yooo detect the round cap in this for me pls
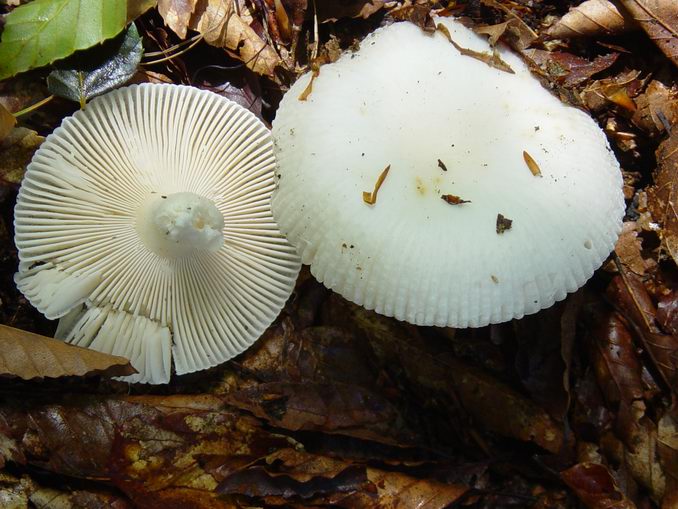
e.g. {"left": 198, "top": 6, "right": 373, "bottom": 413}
{"left": 15, "top": 83, "right": 301, "bottom": 383}
{"left": 271, "top": 18, "right": 624, "bottom": 327}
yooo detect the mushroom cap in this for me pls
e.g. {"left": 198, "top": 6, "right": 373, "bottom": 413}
{"left": 271, "top": 18, "right": 624, "bottom": 328}
{"left": 15, "top": 83, "right": 301, "bottom": 383}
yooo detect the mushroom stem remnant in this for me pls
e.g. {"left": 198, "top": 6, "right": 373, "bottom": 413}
{"left": 362, "top": 165, "right": 391, "bottom": 205}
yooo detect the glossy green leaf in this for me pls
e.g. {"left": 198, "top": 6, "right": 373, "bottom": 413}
{"left": 48, "top": 24, "right": 143, "bottom": 106}
{"left": 0, "top": 0, "right": 127, "bottom": 80}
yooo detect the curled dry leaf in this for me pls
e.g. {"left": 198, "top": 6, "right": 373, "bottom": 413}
{"left": 548, "top": 0, "right": 636, "bottom": 39}
{"left": 632, "top": 80, "right": 678, "bottom": 136}
{"left": 647, "top": 130, "right": 678, "bottom": 266}
{"left": 0, "top": 324, "right": 135, "bottom": 380}
{"left": 160, "top": 0, "right": 281, "bottom": 76}
{"left": 316, "top": 0, "right": 385, "bottom": 22}
{"left": 614, "top": 221, "right": 653, "bottom": 276}
{"left": 561, "top": 462, "right": 636, "bottom": 509}
{"left": 617, "top": 0, "right": 678, "bottom": 67}
{"left": 580, "top": 70, "right": 641, "bottom": 112}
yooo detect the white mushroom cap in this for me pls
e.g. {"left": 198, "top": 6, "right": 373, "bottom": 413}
{"left": 271, "top": 18, "right": 624, "bottom": 328}
{"left": 15, "top": 83, "right": 301, "bottom": 383}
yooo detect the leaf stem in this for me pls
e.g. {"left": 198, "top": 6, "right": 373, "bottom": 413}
{"left": 142, "top": 35, "right": 204, "bottom": 66}
{"left": 12, "top": 95, "right": 55, "bottom": 118}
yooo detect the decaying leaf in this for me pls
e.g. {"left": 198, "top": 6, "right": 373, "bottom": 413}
{"left": 323, "top": 297, "right": 565, "bottom": 453}
{"left": 217, "top": 448, "right": 468, "bottom": 507}
{"left": 632, "top": 80, "right": 678, "bottom": 136}
{"left": 607, "top": 273, "right": 678, "bottom": 390}
{"left": 614, "top": 221, "right": 653, "bottom": 275}
{"left": 0, "top": 324, "right": 135, "bottom": 380}
{"left": 524, "top": 50, "right": 620, "bottom": 88}
{"left": 617, "top": 0, "right": 678, "bottom": 67}
{"left": 561, "top": 462, "right": 636, "bottom": 509}
{"left": 159, "top": 0, "right": 281, "bottom": 76}
{"left": 647, "top": 130, "right": 678, "bottom": 266}
{"left": 158, "top": 0, "right": 198, "bottom": 39}
{"left": 0, "top": 127, "right": 44, "bottom": 186}
{"left": 0, "top": 103, "right": 16, "bottom": 142}
{"left": 581, "top": 70, "right": 641, "bottom": 112}
{"left": 548, "top": 0, "right": 637, "bottom": 39}
{"left": 437, "top": 23, "right": 514, "bottom": 74}
{"left": 474, "top": 18, "right": 538, "bottom": 51}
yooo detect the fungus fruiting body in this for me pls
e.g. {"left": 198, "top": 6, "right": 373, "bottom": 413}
{"left": 271, "top": 18, "right": 624, "bottom": 328}
{"left": 15, "top": 83, "right": 301, "bottom": 383}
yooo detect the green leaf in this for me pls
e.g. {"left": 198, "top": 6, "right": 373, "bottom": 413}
{"left": 47, "top": 24, "right": 143, "bottom": 107}
{"left": 0, "top": 0, "right": 127, "bottom": 80}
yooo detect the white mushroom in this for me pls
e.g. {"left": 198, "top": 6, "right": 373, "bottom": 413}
{"left": 15, "top": 83, "right": 301, "bottom": 384}
{"left": 271, "top": 18, "right": 624, "bottom": 328}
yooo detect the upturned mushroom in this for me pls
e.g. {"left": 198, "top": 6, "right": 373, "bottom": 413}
{"left": 15, "top": 83, "right": 301, "bottom": 383}
{"left": 271, "top": 17, "right": 624, "bottom": 328}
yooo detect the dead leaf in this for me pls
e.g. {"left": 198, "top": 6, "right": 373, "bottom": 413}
{"left": 632, "top": 80, "right": 678, "bottom": 136}
{"left": 474, "top": 19, "right": 537, "bottom": 51}
{"left": 617, "top": 0, "right": 678, "bottom": 67}
{"left": 524, "top": 50, "right": 620, "bottom": 88}
{"left": 0, "top": 127, "right": 43, "bottom": 186}
{"left": 561, "top": 462, "right": 637, "bottom": 509}
{"left": 658, "top": 411, "right": 678, "bottom": 508}
{"left": 548, "top": 0, "right": 637, "bottom": 39}
{"left": 607, "top": 273, "right": 678, "bottom": 390}
{"left": 388, "top": 4, "right": 435, "bottom": 32}
{"left": 323, "top": 297, "right": 565, "bottom": 453}
{"left": 217, "top": 448, "right": 468, "bottom": 507}
{"left": 581, "top": 70, "right": 641, "bottom": 112}
{"left": 615, "top": 221, "right": 652, "bottom": 276}
{"left": 169, "top": 0, "right": 281, "bottom": 76}
{"left": 0, "top": 324, "right": 135, "bottom": 380}
{"left": 657, "top": 292, "right": 678, "bottom": 335}
{"left": 225, "top": 381, "right": 415, "bottom": 445}
{"left": 437, "top": 23, "right": 514, "bottom": 74}
{"left": 0, "top": 103, "right": 15, "bottom": 142}
{"left": 158, "top": 0, "right": 198, "bottom": 39}
{"left": 647, "top": 130, "right": 678, "bottom": 265}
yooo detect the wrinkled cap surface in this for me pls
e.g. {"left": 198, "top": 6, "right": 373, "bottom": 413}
{"left": 272, "top": 18, "right": 624, "bottom": 327}
{"left": 15, "top": 83, "right": 301, "bottom": 383}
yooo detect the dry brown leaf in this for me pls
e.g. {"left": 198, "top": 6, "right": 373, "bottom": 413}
{"left": 158, "top": 0, "right": 199, "bottom": 39}
{"left": 647, "top": 130, "right": 678, "bottom": 265}
{"left": 524, "top": 50, "right": 620, "bottom": 88}
{"left": 175, "top": 0, "right": 281, "bottom": 76}
{"left": 581, "top": 70, "right": 641, "bottom": 112}
{"left": 0, "top": 103, "right": 15, "bottom": 143}
{"left": 0, "top": 324, "right": 135, "bottom": 380}
{"left": 548, "top": 0, "right": 637, "bottom": 39}
{"left": 615, "top": 221, "right": 653, "bottom": 275}
{"left": 561, "top": 462, "right": 637, "bottom": 509}
{"left": 618, "top": 0, "right": 678, "bottom": 67}
{"left": 658, "top": 411, "right": 678, "bottom": 508}
{"left": 437, "top": 23, "right": 514, "bottom": 74}
{"left": 0, "top": 127, "right": 43, "bottom": 186}
{"left": 632, "top": 81, "right": 678, "bottom": 136}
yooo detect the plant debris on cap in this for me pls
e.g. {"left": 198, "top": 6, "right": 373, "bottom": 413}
{"left": 271, "top": 18, "right": 624, "bottom": 328}
{"left": 14, "top": 83, "right": 301, "bottom": 384}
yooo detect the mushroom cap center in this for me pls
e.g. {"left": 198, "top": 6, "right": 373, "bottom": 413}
{"left": 137, "top": 192, "right": 224, "bottom": 258}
